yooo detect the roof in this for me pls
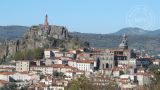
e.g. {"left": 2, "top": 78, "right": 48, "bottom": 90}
{"left": 0, "top": 80, "right": 9, "bottom": 84}
{"left": 19, "top": 71, "right": 29, "bottom": 74}
{"left": 52, "top": 64, "right": 75, "bottom": 69}
{"left": 110, "top": 49, "right": 130, "bottom": 52}
{"left": 0, "top": 67, "right": 15, "bottom": 70}
{"left": 0, "top": 72, "right": 15, "bottom": 75}
{"left": 153, "top": 59, "right": 160, "bottom": 62}
{"left": 77, "top": 60, "right": 94, "bottom": 64}
{"left": 52, "top": 64, "right": 65, "bottom": 68}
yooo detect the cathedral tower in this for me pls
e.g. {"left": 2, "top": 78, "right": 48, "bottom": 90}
{"left": 119, "top": 34, "right": 128, "bottom": 49}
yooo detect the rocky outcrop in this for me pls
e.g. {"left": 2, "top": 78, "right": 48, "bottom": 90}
{"left": 0, "top": 24, "right": 80, "bottom": 61}
{"left": 22, "top": 24, "right": 69, "bottom": 49}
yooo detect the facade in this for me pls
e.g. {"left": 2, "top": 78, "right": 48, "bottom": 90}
{"left": 0, "top": 72, "right": 15, "bottom": 81}
{"left": 153, "top": 59, "right": 160, "bottom": 65}
{"left": 30, "top": 66, "right": 53, "bottom": 75}
{"left": 76, "top": 60, "right": 94, "bottom": 72}
{"left": 68, "top": 60, "right": 77, "bottom": 67}
{"left": 50, "top": 86, "right": 64, "bottom": 90}
{"left": 44, "top": 50, "right": 54, "bottom": 59}
{"left": 16, "top": 60, "right": 30, "bottom": 72}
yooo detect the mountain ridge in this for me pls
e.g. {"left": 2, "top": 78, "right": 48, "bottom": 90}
{"left": 0, "top": 26, "right": 160, "bottom": 50}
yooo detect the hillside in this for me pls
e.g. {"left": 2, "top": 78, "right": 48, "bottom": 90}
{"left": 71, "top": 32, "right": 160, "bottom": 50}
{"left": 70, "top": 27, "right": 160, "bottom": 50}
{"left": 0, "top": 26, "right": 160, "bottom": 50}
{"left": 0, "top": 25, "right": 28, "bottom": 41}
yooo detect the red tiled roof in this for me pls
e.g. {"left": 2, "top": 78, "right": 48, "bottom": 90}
{"left": 0, "top": 80, "right": 9, "bottom": 84}
{"left": 0, "top": 72, "right": 15, "bottom": 75}
{"left": 77, "top": 60, "right": 94, "bottom": 64}
{"left": 52, "top": 64, "right": 65, "bottom": 68}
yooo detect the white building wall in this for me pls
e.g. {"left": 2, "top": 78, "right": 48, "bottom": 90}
{"left": 44, "top": 51, "right": 51, "bottom": 58}
{"left": 30, "top": 67, "right": 53, "bottom": 75}
{"left": 76, "top": 63, "right": 93, "bottom": 72}
{"left": 0, "top": 75, "right": 9, "bottom": 81}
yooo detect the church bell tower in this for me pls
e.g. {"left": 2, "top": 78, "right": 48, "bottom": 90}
{"left": 119, "top": 34, "right": 128, "bottom": 50}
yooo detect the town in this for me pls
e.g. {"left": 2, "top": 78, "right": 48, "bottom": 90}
{"left": 0, "top": 15, "right": 159, "bottom": 90}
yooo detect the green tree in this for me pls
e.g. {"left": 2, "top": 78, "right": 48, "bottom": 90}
{"left": 14, "top": 48, "right": 44, "bottom": 60}
{"left": 149, "top": 65, "right": 160, "bottom": 90}
{"left": 23, "top": 49, "right": 34, "bottom": 60}
{"left": 14, "top": 51, "right": 24, "bottom": 60}
{"left": 34, "top": 48, "right": 44, "bottom": 59}
{"left": 66, "top": 75, "right": 94, "bottom": 90}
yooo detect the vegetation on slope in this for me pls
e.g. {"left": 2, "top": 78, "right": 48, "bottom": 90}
{"left": 14, "top": 48, "right": 44, "bottom": 60}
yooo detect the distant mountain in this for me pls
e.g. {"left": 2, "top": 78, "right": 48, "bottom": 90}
{"left": 71, "top": 27, "right": 160, "bottom": 50}
{"left": 71, "top": 32, "right": 160, "bottom": 50}
{"left": 0, "top": 25, "right": 28, "bottom": 40}
{"left": 112, "top": 27, "right": 160, "bottom": 36}
{"left": 112, "top": 27, "right": 149, "bottom": 35}
{"left": 0, "top": 26, "right": 160, "bottom": 50}
{"left": 147, "top": 29, "right": 160, "bottom": 36}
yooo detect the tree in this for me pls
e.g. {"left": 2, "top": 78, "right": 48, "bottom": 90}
{"left": 149, "top": 65, "right": 160, "bottom": 90}
{"left": 66, "top": 75, "right": 94, "bottom": 90}
{"left": 34, "top": 48, "right": 44, "bottom": 60}
{"left": 23, "top": 49, "right": 34, "bottom": 60}
{"left": 14, "top": 48, "right": 44, "bottom": 60}
{"left": 14, "top": 51, "right": 24, "bottom": 60}
{"left": 0, "top": 82, "right": 17, "bottom": 90}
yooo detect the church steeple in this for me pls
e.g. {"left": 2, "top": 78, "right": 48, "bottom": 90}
{"left": 44, "top": 14, "right": 49, "bottom": 29}
{"left": 119, "top": 33, "right": 128, "bottom": 49}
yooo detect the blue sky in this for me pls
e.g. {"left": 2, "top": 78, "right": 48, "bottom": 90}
{"left": 0, "top": 0, "right": 160, "bottom": 33}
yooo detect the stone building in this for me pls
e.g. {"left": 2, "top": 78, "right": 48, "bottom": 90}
{"left": 119, "top": 34, "right": 128, "bottom": 50}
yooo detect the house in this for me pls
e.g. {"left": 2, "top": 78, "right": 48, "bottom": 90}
{"left": 16, "top": 60, "right": 30, "bottom": 72}
{"left": 153, "top": 59, "right": 160, "bottom": 65}
{"left": 136, "top": 72, "right": 152, "bottom": 86}
{"left": 68, "top": 60, "right": 77, "bottom": 67}
{"left": 118, "top": 75, "right": 137, "bottom": 90}
{"left": 52, "top": 64, "right": 76, "bottom": 74}
{"left": 52, "top": 58, "right": 63, "bottom": 64}
{"left": 12, "top": 72, "right": 40, "bottom": 82}
{"left": 30, "top": 65, "right": 53, "bottom": 75}
{"left": 76, "top": 60, "right": 94, "bottom": 72}
{"left": 0, "top": 67, "right": 15, "bottom": 72}
{"left": 54, "top": 52, "right": 64, "bottom": 57}
{"left": 40, "top": 75, "right": 52, "bottom": 85}
{"left": 44, "top": 49, "right": 54, "bottom": 59}
{"left": 0, "top": 72, "right": 15, "bottom": 81}
{"left": 66, "top": 52, "right": 76, "bottom": 59}
{"left": 49, "top": 85, "right": 64, "bottom": 90}
{"left": 64, "top": 70, "right": 84, "bottom": 80}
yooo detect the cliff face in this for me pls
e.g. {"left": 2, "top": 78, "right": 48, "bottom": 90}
{"left": 22, "top": 24, "right": 69, "bottom": 49}
{"left": 0, "top": 24, "right": 80, "bottom": 61}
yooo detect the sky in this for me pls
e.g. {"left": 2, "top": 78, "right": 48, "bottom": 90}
{"left": 0, "top": 0, "right": 160, "bottom": 34}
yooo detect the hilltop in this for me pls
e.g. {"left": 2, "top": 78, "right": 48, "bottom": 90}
{"left": 0, "top": 15, "right": 81, "bottom": 61}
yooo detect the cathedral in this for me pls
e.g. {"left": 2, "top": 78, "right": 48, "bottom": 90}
{"left": 119, "top": 34, "right": 128, "bottom": 50}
